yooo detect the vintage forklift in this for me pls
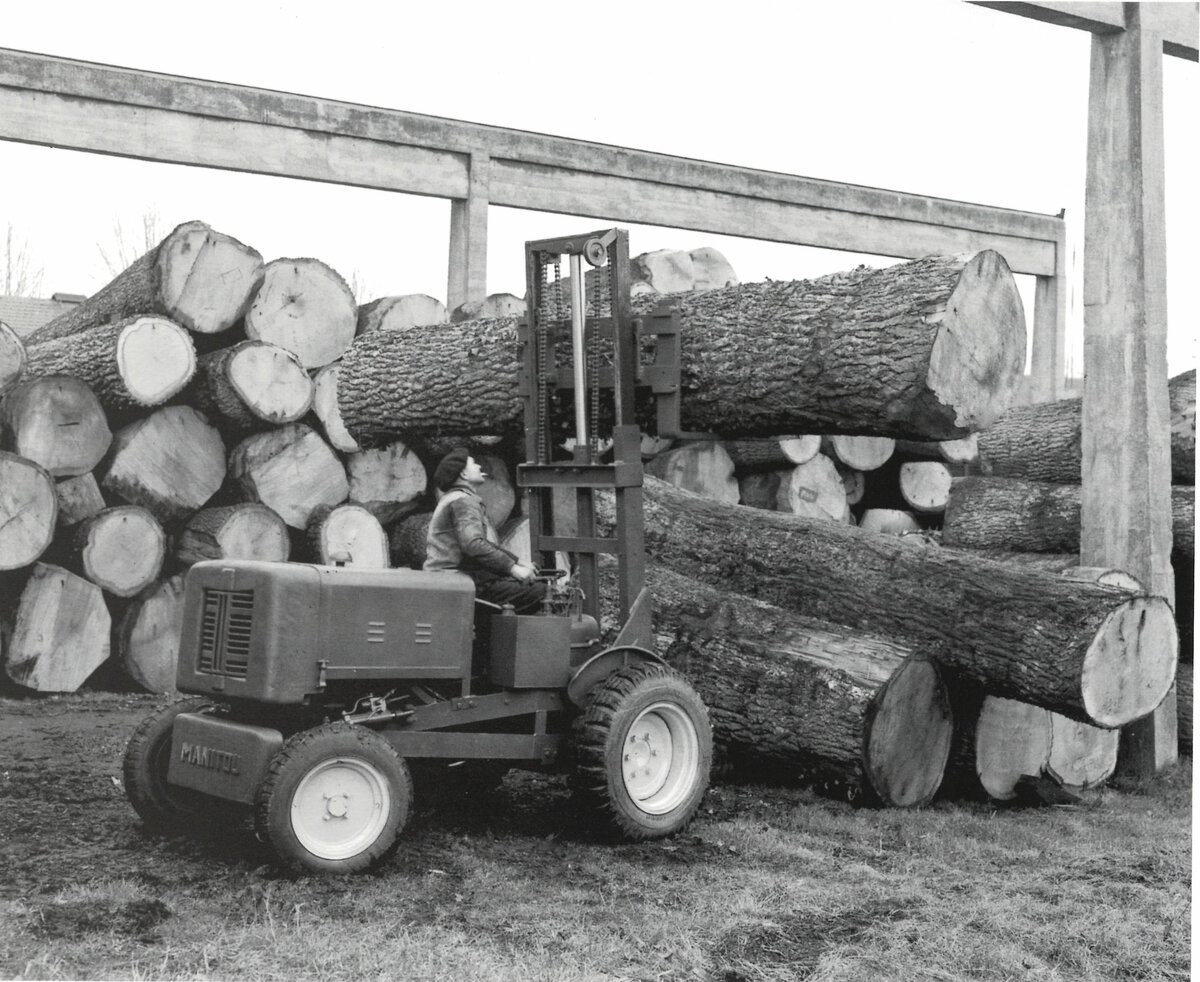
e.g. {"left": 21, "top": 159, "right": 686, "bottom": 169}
{"left": 123, "top": 228, "right": 713, "bottom": 874}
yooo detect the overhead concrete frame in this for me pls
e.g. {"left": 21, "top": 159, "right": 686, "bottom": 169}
{"left": 0, "top": 46, "right": 1068, "bottom": 398}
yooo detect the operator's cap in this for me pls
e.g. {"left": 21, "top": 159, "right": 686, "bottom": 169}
{"left": 433, "top": 447, "right": 470, "bottom": 491}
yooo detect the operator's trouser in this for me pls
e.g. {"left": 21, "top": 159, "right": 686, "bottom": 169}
{"left": 475, "top": 577, "right": 546, "bottom": 615}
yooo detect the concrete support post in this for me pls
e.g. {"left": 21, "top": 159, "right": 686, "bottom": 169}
{"left": 1081, "top": 5, "right": 1177, "bottom": 775}
{"left": 448, "top": 152, "right": 490, "bottom": 312}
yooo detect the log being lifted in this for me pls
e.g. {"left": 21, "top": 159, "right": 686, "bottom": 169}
{"left": 4, "top": 563, "right": 110, "bottom": 692}
{"left": 2, "top": 375, "right": 112, "bottom": 477}
{"left": 25, "top": 221, "right": 263, "bottom": 343}
{"left": 338, "top": 251, "right": 1026, "bottom": 444}
{"left": 976, "top": 369, "right": 1195, "bottom": 484}
{"left": 632, "top": 477, "right": 1176, "bottom": 728}
{"left": 645, "top": 564, "right": 952, "bottom": 806}
{"left": 246, "top": 258, "right": 357, "bottom": 369}
{"left": 942, "top": 476, "right": 1195, "bottom": 566}
{"left": 0, "top": 451, "right": 57, "bottom": 570}
{"left": 24, "top": 316, "right": 197, "bottom": 416}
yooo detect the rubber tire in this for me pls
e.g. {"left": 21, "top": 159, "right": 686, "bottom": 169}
{"left": 571, "top": 662, "right": 712, "bottom": 840}
{"left": 123, "top": 698, "right": 232, "bottom": 831}
{"left": 254, "top": 723, "right": 412, "bottom": 874}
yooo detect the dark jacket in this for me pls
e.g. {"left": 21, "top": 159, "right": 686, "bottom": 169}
{"left": 423, "top": 485, "right": 517, "bottom": 582}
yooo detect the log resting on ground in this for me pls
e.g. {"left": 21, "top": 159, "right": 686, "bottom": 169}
{"left": 626, "top": 477, "right": 1177, "bottom": 728}
{"left": 25, "top": 221, "right": 263, "bottom": 342}
{"left": 644, "top": 565, "right": 952, "bottom": 806}
{"left": 976, "top": 369, "right": 1195, "bottom": 484}
{"left": 338, "top": 251, "right": 1026, "bottom": 445}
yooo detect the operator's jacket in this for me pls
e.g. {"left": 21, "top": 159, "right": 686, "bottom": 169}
{"left": 423, "top": 483, "right": 518, "bottom": 586}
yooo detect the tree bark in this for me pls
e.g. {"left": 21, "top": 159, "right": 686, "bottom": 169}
{"left": 116, "top": 574, "right": 184, "bottom": 694}
{"left": 190, "top": 340, "right": 313, "bottom": 431}
{"left": 102, "top": 406, "right": 226, "bottom": 524}
{"left": 647, "top": 565, "right": 951, "bottom": 806}
{"left": 305, "top": 503, "right": 389, "bottom": 568}
{"left": 25, "top": 221, "right": 263, "bottom": 343}
{"left": 0, "top": 320, "right": 26, "bottom": 398}
{"left": 2, "top": 375, "right": 112, "bottom": 477}
{"left": 3, "top": 563, "right": 110, "bottom": 692}
{"left": 174, "top": 503, "right": 291, "bottom": 566}
{"left": 645, "top": 441, "right": 738, "bottom": 504}
{"left": 72, "top": 506, "right": 165, "bottom": 597}
{"left": 24, "top": 316, "right": 196, "bottom": 416}
{"left": 338, "top": 251, "right": 1026, "bottom": 445}
{"left": 345, "top": 441, "right": 428, "bottom": 526}
{"left": 245, "top": 258, "right": 357, "bottom": 369}
{"left": 0, "top": 452, "right": 57, "bottom": 570}
{"left": 389, "top": 512, "right": 431, "bottom": 569}
{"left": 228, "top": 422, "right": 348, "bottom": 529}
{"left": 976, "top": 369, "right": 1195, "bottom": 484}
{"left": 942, "top": 475, "right": 1195, "bottom": 567}
{"left": 631, "top": 476, "right": 1177, "bottom": 728}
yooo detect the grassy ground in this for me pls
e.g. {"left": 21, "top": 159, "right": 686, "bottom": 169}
{"left": 0, "top": 694, "right": 1191, "bottom": 981}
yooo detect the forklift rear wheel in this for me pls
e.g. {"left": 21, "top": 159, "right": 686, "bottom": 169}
{"left": 254, "top": 723, "right": 412, "bottom": 874}
{"left": 123, "top": 698, "right": 239, "bottom": 832}
{"left": 572, "top": 662, "right": 712, "bottom": 840}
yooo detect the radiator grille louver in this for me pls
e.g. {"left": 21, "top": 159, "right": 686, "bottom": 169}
{"left": 198, "top": 588, "right": 254, "bottom": 678}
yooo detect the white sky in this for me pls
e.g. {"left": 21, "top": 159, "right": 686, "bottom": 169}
{"left": 2, "top": 0, "right": 1197, "bottom": 375}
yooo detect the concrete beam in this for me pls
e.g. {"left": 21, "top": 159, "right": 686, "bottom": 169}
{"left": 972, "top": 2, "right": 1199, "bottom": 60}
{"left": 0, "top": 48, "right": 1063, "bottom": 277}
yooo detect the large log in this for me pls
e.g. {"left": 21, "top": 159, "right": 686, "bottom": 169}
{"left": 190, "top": 339, "right": 313, "bottom": 431}
{"left": 0, "top": 452, "right": 57, "bottom": 570}
{"left": 25, "top": 221, "right": 263, "bottom": 343}
{"left": 1, "top": 319, "right": 26, "bottom": 398}
{"left": 358, "top": 294, "right": 447, "bottom": 333}
{"left": 228, "top": 423, "right": 349, "bottom": 529}
{"left": 24, "top": 316, "right": 196, "bottom": 416}
{"left": 1, "top": 375, "right": 112, "bottom": 477}
{"left": 116, "top": 574, "right": 184, "bottom": 694}
{"left": 942, "top": 476, "right": 1195, "bottom": 566}
{"left": 649, "top": 565, "right": 951, "bottom": 806}
{"left": 3, "top": 563, "right": 110, "bottom": 692}
{"left": 630, "top": 477, "right": 1177, "bottom": 728}
{"left": 175, "top": 503, "right": 291, "bottom": 566}
{"left": 338, "top": 252, "right": 1026, "bottom": 445}
{"left": 245, "top": 258, "right": 357, "bottom": 369}
{"left": 71, "top": 506, "right": 165, "bottom": 597}
{"left": 976, "top": 369, "right": 1195, "bottom": 484}
{"left": 102, "top": 406, "right": 226, "bottom": 524}
{"left": 345, "top": 441, "right": 428, "bottom": 526}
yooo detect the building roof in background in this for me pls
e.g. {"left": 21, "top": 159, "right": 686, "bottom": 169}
{"left": 0, "top": 294, "right": 84, "bottom": 338}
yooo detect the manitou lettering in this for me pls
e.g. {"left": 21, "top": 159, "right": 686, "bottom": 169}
{"left": 178, "top": 741, "right": 241, "bottom": 775}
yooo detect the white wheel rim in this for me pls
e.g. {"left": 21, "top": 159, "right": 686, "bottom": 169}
{"left": 290, "top": 756, "right": 392, "bottom": 860}
{"left": 621, "top": 702, "right": 701, "bottom": 815}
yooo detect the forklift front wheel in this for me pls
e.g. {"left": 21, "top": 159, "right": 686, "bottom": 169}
{"left": 572, "top": 662, "right": 712, "bottom": 840}
{"left": 254, "top": 723, "right": 412, "bottom": 874}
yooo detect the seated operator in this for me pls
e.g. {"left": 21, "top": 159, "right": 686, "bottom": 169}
{"left": 423, "top": 448, "right": 546, "bottom": 614}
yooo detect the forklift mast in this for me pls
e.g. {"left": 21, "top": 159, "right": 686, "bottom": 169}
{"left": 516, "top": 228, "right": 682, "bottom": 650}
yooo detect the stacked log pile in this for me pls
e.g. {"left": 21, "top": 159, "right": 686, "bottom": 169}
{"left": 1, "top": 224, "right": 1178, "bottom": 811}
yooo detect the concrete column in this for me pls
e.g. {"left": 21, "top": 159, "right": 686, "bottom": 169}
{"left": 1081, "top": 5, "right": 1177, "bottom": 775}
{"left": 447, "top": 152, "right": 490, "bottom": 312}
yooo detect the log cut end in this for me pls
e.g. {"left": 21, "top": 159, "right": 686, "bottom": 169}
{"left": 926, "top": 251, "right": 1026, "bottom": 433}
{"left": 1081, "top": 595, "right": 1178, "bottom": 728}
{"left": 116, "top": 316, "right": 197, "bottom": 405}
{"left": 864, "top": 658, "right": 953, "bottom": 807}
